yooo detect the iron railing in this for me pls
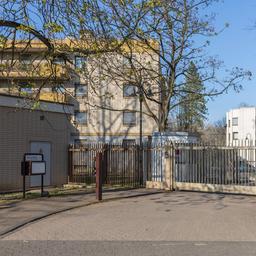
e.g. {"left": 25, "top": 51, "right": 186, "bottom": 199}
{"left": 68, "top": 141, "right": 256, "bottom": 188}
{"left": 68, "top": 143, "right": 152, "bottom": 188}
{"left": 174, "top": 142, "right": 256, "bottom": 186}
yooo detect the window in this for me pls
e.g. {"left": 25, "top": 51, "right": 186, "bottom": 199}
{"left": 123, "top": 54, "right": 137, "bottom": 67}
{"left": 228, "top": 133, "right": 230, "bottom": 144}
{"left": 233, "top": 132, "right": 238, "bottom": 140}
{"left": 123, "top": 56, "right": 132, "bottom": 67}
{"left": 19, "top": 82, "right": 33, "bottom": 94}
{"left": 20, "top": 54, "right": 31, "bottom": 65}
{"left": 75, "top": 83, "right": 88, "bottom": 97}
{"left": 52, "top": 56, "right": 65, "bottom": 65}
{"left": 20, "top": 87, "right": 33, "bottom": 94}
{"left": 122, "top": 139, "right": 136, "bottom": 147}
{"left": 232, "top": 117, "right": 238, "bottom": 126}
{"left": 74, "top": 56, "right": 86, "bottom": 69}
{"left": 123, "top": 111, "right": 136, "bottom": 126}
{"left": 75, "top": 112, "right": 87, "bottom": 125}
{"left": 20, "top": 54, "right": 32, "bottom": 71}
{"left": 52, "top": 85, "right": 65, "bottom": 93}
{"left": 228, "top": 120, "right": 230, "bottom": 127}
{"left": 74, "top": 139, "right": 87, "bottom": 145}
{"left": 123, "top": 84, "right": 137, "bottom": 97}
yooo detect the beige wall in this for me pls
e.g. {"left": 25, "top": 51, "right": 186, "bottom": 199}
{"left": 70, "top": 51, "right": 159, "bottom": 142}
{"left": 0, "top": 105, "right": 73, "bottom": 192}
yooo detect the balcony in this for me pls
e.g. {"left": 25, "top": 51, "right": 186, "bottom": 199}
{"left": 0, "top": 62, "right": 69, "bottom": 81}
{"left": 39, "top": 92, "right": 69, "bottom": 103}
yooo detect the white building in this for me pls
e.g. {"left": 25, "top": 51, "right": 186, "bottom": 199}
{"left": 226, "top": 107, "right": 256, "bottom": 146}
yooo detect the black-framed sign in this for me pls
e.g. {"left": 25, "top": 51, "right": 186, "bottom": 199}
{"left": 21, "top": 153, "right": 46, "bottom": 198}
{"left": 24, "top": 153, "right": 43, "bottom": 162}
{"left": 30, "top": 161, "right": 46, "bottom": 175}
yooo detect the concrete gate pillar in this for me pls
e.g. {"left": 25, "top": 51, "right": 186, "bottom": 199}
{"left": 146, "top": 146, "right": 174, "bottom": 191}
{"left": 163, "top": 148, "right": 174, "bottom": 191}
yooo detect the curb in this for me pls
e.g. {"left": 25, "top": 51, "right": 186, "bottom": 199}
{"left": 0, "top": 190, "right": 164, "bottom": 239}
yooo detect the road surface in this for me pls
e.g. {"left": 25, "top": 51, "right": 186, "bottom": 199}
{"left": 2, "top": 191, "right": 256, "bottom": 255}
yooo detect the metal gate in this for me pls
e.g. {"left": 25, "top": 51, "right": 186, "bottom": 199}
{"left": 68, "top": 143, "right": 146, "bottom": 188}
{"left": 174, "top": 143, "right": 256, "bottom": 195}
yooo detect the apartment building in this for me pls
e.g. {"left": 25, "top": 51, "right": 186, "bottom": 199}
{"left": 0, "top": 38, "right": 159, "bottom": 144}
{"left": 226, "top": 107, "right": 256, "bottom": 145}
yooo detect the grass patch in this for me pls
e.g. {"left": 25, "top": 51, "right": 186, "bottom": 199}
{"left": 0, "top": 186, "right": 95, "bottom": 204}
{"left": 0, "top": 183, "right": 141, "bottom": 205}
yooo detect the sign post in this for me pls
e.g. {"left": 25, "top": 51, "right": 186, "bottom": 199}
{"left": 96, "top": 152, "right": 103, "bottom": 201}
{"left": 21, "top": 153, "right": 46, "bottom": 198}
{"left": 41, "top": 174, "right": 44, "bottom": 197}
{"left": 23, "top": 171, "right": 26, "bottom": 199}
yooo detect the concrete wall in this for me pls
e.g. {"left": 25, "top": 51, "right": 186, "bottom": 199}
{"left": 0, "top": 105, "right": 73, "bottom": 192}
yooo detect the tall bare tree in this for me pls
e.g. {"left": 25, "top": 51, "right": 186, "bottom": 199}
{"left": 201, "top": 117, "right": 226, "bottom": 144}
{"left": 101, "top": 0, "right": 251, "bottom": 131}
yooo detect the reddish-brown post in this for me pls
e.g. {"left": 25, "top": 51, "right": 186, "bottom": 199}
{"left": 96, "top": 152, "right": 103, "bottom": 201}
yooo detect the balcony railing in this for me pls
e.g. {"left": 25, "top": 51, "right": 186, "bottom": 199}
{"left": 0, "top": 62, "right": 69, "bottom": 80}
{"left": 39, "top": 92, "right": 69, "bottom": 103}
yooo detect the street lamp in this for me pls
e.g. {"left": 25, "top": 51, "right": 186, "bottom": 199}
{"left": 138, "top": 85, "right": 153, "bottom": 185}
{"left": 139, "top": 86, "right": 143, "bottom": 149}
{"left": 138, "top": 86, "right": 153, "bottom": 147}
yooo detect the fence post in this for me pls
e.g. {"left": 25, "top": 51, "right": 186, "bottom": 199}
{"left": 139, "top": 144, "right": 144, "bottom": 186}
{"left": 96, "top": 152, "right": 103, "bottom": 201}
{"left": 102, "top": 144, "right": 108, "bottom": 184}
{"left": 68, "top": 145, "right": 73, "bottom": 183}
{"left": 147, "top": 136, "right": 152, "bottom": 181}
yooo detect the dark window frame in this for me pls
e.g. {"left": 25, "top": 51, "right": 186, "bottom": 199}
{"left": 232, "top": 117, "right": 238, "bottom": 126}
{"left": 20, "top": 53, "right": 32, "bottom": 65}
{"left": 52, "top": 85, "right": 65, "bottom": 93}
{"left": 232, "top": 132, "right": 238, "bottom": 140}
{"left": 74, "top": 139, "right": 87, "bottom": 145}
{"left": 123, "top": 111, "right": 136, "bottom": 126}
{"left": 123, "top": 84, "right": 137, "bottom": 98}
{"left": 18, "top": 82, "right": 33, "bottom": 94}
{"left": 75, "top": 111, "right": 88, "bottom": 125}
{"left": 75, "top": 83, "right": 88, "bottom": 97}
{"left": 74, "top": 55, "right": 87, "bottom": 69}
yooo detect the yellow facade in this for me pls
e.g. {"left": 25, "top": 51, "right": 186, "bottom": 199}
{"left": 0, "top": 63, "right": 68, "bottom": 80}
{"left": 39, "top": 92, "right": 67, "bottom": 103}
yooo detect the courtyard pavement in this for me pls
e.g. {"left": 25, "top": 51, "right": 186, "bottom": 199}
{"left": 0, "top": 188, "right": 161, "bottom": 237}
{"left": 3, "top": 191, "right": 256, "bottom": 241}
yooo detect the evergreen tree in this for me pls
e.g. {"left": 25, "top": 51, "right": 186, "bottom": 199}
{"left": 178, "top": 62, "right": 208, "bottom": 131}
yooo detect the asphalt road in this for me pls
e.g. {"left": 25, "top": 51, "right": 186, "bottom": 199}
{"left": 2, "top": 191, "right": 256, "bottom": 255}
{"left": 1, "top": 241, "right": 256, "bottom": 256}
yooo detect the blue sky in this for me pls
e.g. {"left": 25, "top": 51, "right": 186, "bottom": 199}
{"left": 205, "top": 0, "right": 256, "bottom": 124}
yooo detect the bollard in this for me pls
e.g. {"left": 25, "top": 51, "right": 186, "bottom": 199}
{"left": 96, "top": 152, "right": 103, "bottom": 201}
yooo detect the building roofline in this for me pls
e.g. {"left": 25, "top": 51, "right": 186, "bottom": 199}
{"left": 0, "top": 93, "right": 73, "bottom": 106}
{"left": 227, "top": 106, "right": 256, "bottom": 113}
{"left": 0, "top": 93, "right": 74, "bottom": 115}
{"left": 0, "top": 38, "right": 159, "bottom": 54}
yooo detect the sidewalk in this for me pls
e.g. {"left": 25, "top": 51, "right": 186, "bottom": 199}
{"left": 0, "top": 188, "right": 163, "bottom": 237}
